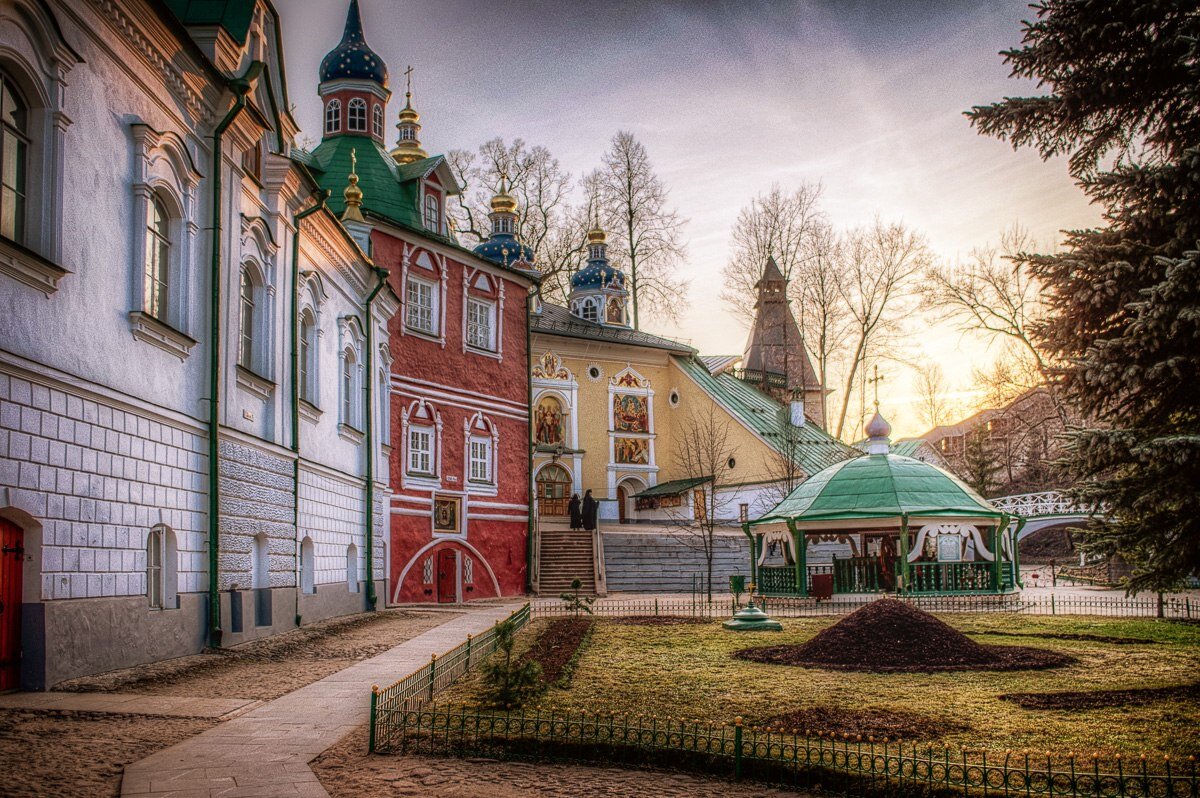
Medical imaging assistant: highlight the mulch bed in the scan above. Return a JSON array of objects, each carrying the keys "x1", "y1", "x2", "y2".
[
  {"x1": 965, "y1": 630, "x2": 1157, "y2": 645},
  {"x1": 735, "y1": 599, "x2": 1075, "y2": 673},
  {"x1": 757, "y1": 706, "x2": 969, "y2": 740},
  {"x1": 1000, "y1": 683, "x2": 1200, "y2": 710},
  {"x1": 611, "y1": 616, "x2": 714, "y2": 626},
  {"x1": 521, "y1": 619, "x2": 594, "y2": 685}
]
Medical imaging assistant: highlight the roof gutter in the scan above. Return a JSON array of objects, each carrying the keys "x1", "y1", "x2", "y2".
[{"x1": 206, "y1": 60, "x2": 264, "y2": 648}]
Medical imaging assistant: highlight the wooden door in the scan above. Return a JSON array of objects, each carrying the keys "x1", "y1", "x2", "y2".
[
  {"x1": 436, "y1": 549, "x2": 457, "y2": 604},
  {"x1": 0, "y1": 520, "x2": 23, "y2": 691},
  {"x1": 536, "y1": 465, "x2": 571, "y2": 517},
  {"x1": 617, "y1": 485, "x2": 628, "y2": 524}
]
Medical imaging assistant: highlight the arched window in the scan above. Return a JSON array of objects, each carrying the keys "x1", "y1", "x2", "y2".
[
  {"x1": 300, "y1": 537, "x2": 315, "y2": 595},
  {"x1": 494, "y1": 216, "x2": 512, "y2": 235},
  {"x1": 144, "y1": 195, "x2": 171, "y2": 320},
  {"x1": 580, "y1": 298, "x2": 599, "y2": 322},
  {"x1": 379, "y1": 366, "x2": 390, "y2": 442},
  {"x1": 1, "y1": 73, "x2": 29, "y2": 244},
  {"x1": 239, "y1": 266, "x2": 260, "y2": 373},
  {"x1": 299, "y1": 310, "x2": 317, "y2": 405},
  {"x1": 324, "y1": 99, "x2": 341, "y2": 134},
  {"x1": 372, "y1": 104, "x2": 383, "y2": 138},
  {"x1": 342, "y1": 345, "x2": 359, "y2": 429},
  {"x1": 146, "y1": 525, "x2": 177, "y2": 609},
  {"x1": 348, "y1": 98, "x2": 367, "y2": 132},
  {"x1": 399, "y1": 126, "x2": 415, "y2": 142},
  {"x1": 251, "y1": 532, "x2": 270, "y2": 626},
  {"x1": 346, "y1": 543, "x2": 359, "y2": 592},
  {"x1": 423, "y1": 193, "x2": 439, "y2": 232}
]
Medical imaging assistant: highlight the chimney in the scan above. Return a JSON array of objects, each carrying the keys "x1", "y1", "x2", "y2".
[{"x1": 790, "y1": 397, "x2": 806, "y2": 427}]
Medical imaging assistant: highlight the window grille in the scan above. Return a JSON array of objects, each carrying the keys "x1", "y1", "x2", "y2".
[
  {"x1": 422, "y1": 556, "x2": 433, "y2": 584},
  {"x1": 0, "y1": 74, "x2": 28, "y2": 244},
  {"x1": 324, "y1": 99, "x2": 341, "y2": 134},
  {"x1": 348, "y1": 98, "x2": 367, "y2": 132},
  {"x1": 466, "y1": 299, "x2": 494, "y2": 350},
  {"x1": 406, "y1": 279, "x2": 436, "y2": 334},
  {"x1": 144, "y1": 195, "x2": 170, "y2": 320}
]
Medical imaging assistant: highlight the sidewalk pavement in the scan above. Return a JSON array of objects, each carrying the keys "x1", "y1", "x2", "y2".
[
  {"x1": 120, "y1": 602, "x2": 523, "y2": 797},
  {"x1": 0, "y1": 692, "x2": 256, "y2": 719}
]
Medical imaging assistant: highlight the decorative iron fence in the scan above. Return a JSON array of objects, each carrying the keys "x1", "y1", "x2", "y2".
[
  {"x1": 368, "y1": 603, "x2": 531, "y2": 753},
  {"x1": 530, "y1": 593, "x2": 1197, "y2": 619},
  {"x1": 375, "y1": 707, "x2": 1198, "y2": 798}
]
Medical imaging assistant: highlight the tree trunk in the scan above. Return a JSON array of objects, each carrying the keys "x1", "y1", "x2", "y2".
[{"x1": 835, "y1": 333, "x2": 867, "y2": 439}]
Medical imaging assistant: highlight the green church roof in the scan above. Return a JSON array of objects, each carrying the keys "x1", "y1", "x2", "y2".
[
  {"x1": 161, "y1": 0, "x2": 257, "y2": 44},
  {"x1": 753, "y1": 453, "x2": 1005, "y2": 526},
  {"x1": 673, "y1": 356, "x2": 854, "y2": 477}
]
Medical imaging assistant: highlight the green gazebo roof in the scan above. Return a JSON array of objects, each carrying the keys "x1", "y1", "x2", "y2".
[{"x1": 752, "y1": 453, "x2": 1005, "y2": 527}]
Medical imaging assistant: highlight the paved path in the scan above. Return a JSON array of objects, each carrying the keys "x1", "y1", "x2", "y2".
[
  {"x1": 0, "y1": 692, "x2": 256, "y2": 719},
  {"x1": 120, "y1": 602, "x2": 523, "y2": 797}
]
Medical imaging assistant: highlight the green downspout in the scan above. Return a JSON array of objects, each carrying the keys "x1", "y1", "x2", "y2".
[
  {"x1": 525, "y1": 293, "x2": 535, "y2": 593},
  {"x1": 993, "y1": 515, "x2": 1007, "y2": 594},
  {"x1": 363, "y1": 266, "x2": 389, "y2": 612},
  {"x1": 206, "y1": 61, "x2": 264, "y2": 649},
  {"x1": 289, "y1": 191, "x2": 329, "y2": 627},
  {"x1": 1012, "y1": 517, "x2": 1026, "y2": 589},
  {"x1": 741, "y1": 522, "x2": 756, "y2": 587}
]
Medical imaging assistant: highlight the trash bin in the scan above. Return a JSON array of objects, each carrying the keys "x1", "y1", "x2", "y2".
[{"x1": 810, "y1": 573, "x2": 834, "y2": 600}]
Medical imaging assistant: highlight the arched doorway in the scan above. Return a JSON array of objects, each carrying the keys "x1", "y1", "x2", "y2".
[
  {"x1": 617, "y1": 485, "x2": 629, "y2": 524},
  {"x1": 616, "y1": 477, "x2": 646, "y2": 525},
  {"x1": 536, "y1": 464, "x2": 572, "y2": 518},
  {"x1": 0, "y1": 518, "x2": 24, "y2": 691}
]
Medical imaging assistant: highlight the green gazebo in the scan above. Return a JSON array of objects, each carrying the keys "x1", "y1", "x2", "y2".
[{"x1": 744, "y1": 412, "x2": 1024, "y2": 597}]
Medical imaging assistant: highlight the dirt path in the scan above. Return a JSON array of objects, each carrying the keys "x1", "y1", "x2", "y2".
[
  {"x1": 314, "y1": 725, "x2": 804, "y2": 798},
  {"x1": 58, "y1": 608, "x2": 454, "y2": 700},
  {"x1": 0, "y1": 609, "x2": 456, "y2": 796}
]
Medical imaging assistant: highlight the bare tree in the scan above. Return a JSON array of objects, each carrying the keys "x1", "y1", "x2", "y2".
[
  {"x1": 914, "y1": 359, "x2": 954, "y2": 431},
  {"x1": 721, "y1": 182, "x2": 826, "y2": 321},
  {"x1": 668, "y1": 405, "x2": 737, "y2": 600},
  {"x1": 832, "y1": 219, "x2": 931, "y2": 439},
  {"x1": 446, "y1": 138, "x2": 583, "y2": 303},
  {"x1": 595, "y1": 132, "x2": 688, "y2": 328},
  {"x1": 794, "y1": 222, "x2": 851, "y2": 419}
]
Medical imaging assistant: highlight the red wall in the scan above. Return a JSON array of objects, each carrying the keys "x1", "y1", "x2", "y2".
[{"x1": 373, "y1": 229, "x2": 531, "y2": 604}]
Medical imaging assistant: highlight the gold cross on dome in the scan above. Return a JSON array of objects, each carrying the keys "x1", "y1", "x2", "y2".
[
  {"x1": 404, "y1": 65, "x2": 414, "y2": 95},
  {"x1": 868, "y1": 364, "x2": 885, "y2": 408}
]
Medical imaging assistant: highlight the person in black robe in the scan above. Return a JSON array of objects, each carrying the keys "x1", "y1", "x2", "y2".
[
  {"x1": 581, "y1": 489, "x2": 598, "y2": 531},
  {"x1": 568, "y1": 494, "x2": 582, "y2": 530}
]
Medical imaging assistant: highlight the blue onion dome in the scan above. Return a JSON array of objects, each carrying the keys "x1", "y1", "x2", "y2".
[
  {"x1": 570, "y1": 225, "x2": 626, "y2": 290},
  {"x1": 320, "y1": 0, "x2": 388, "y2": 87},
  {"x1": 473, "y1": 235, "x2": 534, "y2": 267}
]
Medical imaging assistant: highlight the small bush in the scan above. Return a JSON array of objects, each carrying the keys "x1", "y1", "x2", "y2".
[{"x1": 480, "y1": 618, "x2": 542, "y2": 709}]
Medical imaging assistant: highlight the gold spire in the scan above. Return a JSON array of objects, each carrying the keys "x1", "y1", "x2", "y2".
[
  {"x1": 490, "y1": 171, "x2": 518, "y2": 215},
  {"x1": 390, "y1": 65, "x2": 427, "y2": 165},
  {"x1": 342, "y1": 148, "x2": 365, "y2": 223}
]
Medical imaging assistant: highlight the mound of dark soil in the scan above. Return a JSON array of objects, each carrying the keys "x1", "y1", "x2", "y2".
[
  {"x1": 1000, "y1": 683, "x2": 1200, "y2": 710},
  {"x1": 520, "y1": 618, "x2": 593, "y2": 685},
  {"x1": 965, "y1": 630, "x2": 1157, "y2": 645},
  {"x1": 758, "y1": 706, "x2": 969, "y2": 740},
  {"x1": 612, "y1": 616, "x2": 713, "y2": 626},
  {"x1": 735, "y1": 599, "x2": 1074, "y2": 673}
]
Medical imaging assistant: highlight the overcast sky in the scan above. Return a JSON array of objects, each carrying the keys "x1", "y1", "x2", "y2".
[{"x1": 275, "y1": 0, "x2": 1100, "y2": 439}]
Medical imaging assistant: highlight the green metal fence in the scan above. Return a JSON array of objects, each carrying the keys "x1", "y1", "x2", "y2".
[
  {"x1": 375, "y1": 707, "x2": 1198, "y2": 797},
  {"x1": 368, "y1": 603, "x2": 531, "y2": 753},
  {"x1": 531, "y1": 593, "x2": 1197, "y2": 620}
]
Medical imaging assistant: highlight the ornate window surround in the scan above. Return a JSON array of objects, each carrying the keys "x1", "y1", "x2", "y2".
[
  {"x1": 297, "y1": 271, "x2": 327, "y2": 420},
  {"x1": 399, "y1": 245, "x2": 447, "y2": 347},
  {"x1": 606, "y1": 365, "x2": 658, "y2": 495},
  {"x1": 461, "y1": 268, "x2": 504, "y2": 360},
  {"x1": 463, "y1": 412, "x2": 498, "y2": 497},
  {"x1": 401, "y1": 398, "x2": 443, "y2": 491},
  {"x1": 337, "y1": 315, "x2": 365, "y2": 439}
]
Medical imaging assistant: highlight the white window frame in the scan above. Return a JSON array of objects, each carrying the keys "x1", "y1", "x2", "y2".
[
  {"x1": 341, "y1": 344, "x2": 360, "y2": 430},
  {"x1": 405, "y1": 277, "x2": 438, "y2": 336},
  {"x1": 468, "y1": 435, "x2": 492, "y2": 484},
  {"x1": 466, "y1": 297, "x2": 496, "y2": 352},
  {"x1": 423, "y1": 191, "x2": 440, "y2": 233},
  {"x1": 324, "y1": 99, "x2": 341, "y2": 134},
  {"x1": 348, "y1": 98, "x2": 367, "y2": 132},
  {"x1": 299, "y1": 308, "x2": 318, "y2": 406},
  {"x1": 580, "y1": 298, "x2": 599, "y2": 322},
  {"x1": 238, "y1": 264, "x2": 263, "y2": 375},
  {"x1": 408, "y1": 425, "x2": 434, "y2": 475},
  {"x1": 372, "y1": 104, "x2": 384, "y2": 138}
]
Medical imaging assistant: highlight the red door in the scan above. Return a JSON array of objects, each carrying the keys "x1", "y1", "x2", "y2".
[
  {"x1": 0, "y1": 520, "x2": 23, "y2": 691},
  {"x1": 436, "y1": 549, "x2": 457, "y2": 604}
]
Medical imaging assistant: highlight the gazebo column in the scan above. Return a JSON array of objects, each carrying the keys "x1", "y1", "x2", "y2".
[
  {"x1": 742, "y1": 522, "x2": 756, "y2": 586},
  {"x1": 1012, "y1": 517, "x2": 1026, "y2": 589},
  {"x1": 992, "y1": 518, "x2": 1004, "y2": 594},
  {"x1": 898, "y1": 514, "x2": 911, "y2": 594},
  {"x1": 788, "y1": 519, "x2": 807, "y2": 597}
]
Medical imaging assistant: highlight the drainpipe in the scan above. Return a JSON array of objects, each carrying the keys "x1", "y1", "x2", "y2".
[
  {"x1": 289, "y1": 191, "x2": 329, "y2": 627},
  {"x1": 525, "y1": 291, "x2": 535, "y2": 593},
  {"x1": 363, "y1": 266, "x2": 389, "y2": 611},
  {"x1": 206, "y1": 61, "x2": 264, "y2": 649}
]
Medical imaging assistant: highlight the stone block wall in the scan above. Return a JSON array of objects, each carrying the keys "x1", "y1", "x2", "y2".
[
  {"x1": 217, "y1": 438, "x2": 295, "y2": 590},
  {"x1": 298, "y1": 466, "x2": 364, "y2": 588}
]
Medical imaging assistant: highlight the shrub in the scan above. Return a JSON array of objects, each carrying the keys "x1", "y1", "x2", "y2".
[{"x1": 480, "y1": 618, "x2": 542, "y2": 709}]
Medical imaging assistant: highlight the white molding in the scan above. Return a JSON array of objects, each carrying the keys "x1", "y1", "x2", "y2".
[
  {"x1": 0, "y1": 236, "x2": 69, "y2": 294},
  {"x1": 127, "y1": 311, "x2": 197, "y2": 360},
  {"x1": 235, "y1": 365, "x2": 275, "y2": 402}
]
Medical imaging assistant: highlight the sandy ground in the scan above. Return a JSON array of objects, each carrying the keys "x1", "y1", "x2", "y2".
[
  {"x1": 314, "y1": 725, "x2": 803, "y2": 798},
  {"x1": 0, "y1": 710, "x2": 214, "y2": 797},
  {"x1": 58, "y1": 609, "x2": 455, "y2": 700},
  {"x1": 0, "y1": 609, "x2": 456, "y2": 797}
]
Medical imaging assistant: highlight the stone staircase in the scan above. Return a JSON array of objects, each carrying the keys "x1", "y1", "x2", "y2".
[{"x1": 536, "y1": 524, "x2": 601, "y2": 596}]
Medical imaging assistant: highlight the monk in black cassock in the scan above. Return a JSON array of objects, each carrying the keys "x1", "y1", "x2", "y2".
[
  {"x1": 581, "y1": 489, "x2": 598, "y2": 531},
  {"x1": 568, "y1": 494, "x2": 583, "y2": 530}
]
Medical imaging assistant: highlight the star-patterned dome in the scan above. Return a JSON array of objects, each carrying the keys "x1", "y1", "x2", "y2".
[{"x1": 319, "y1": 0, "x2": 388, "y2": 87}]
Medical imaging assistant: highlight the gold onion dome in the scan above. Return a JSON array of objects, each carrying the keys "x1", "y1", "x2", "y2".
[
  {"x1": 342, "y1": 148, "x2": 365, "y2": 223},
  {"x1": 390, "y1": 88, "x2": 427, "y2": 165},
  {"x1": 490, "y1": 174, "x2": 517, "y2": 214},
  {"x1": 586, "y1": 225, "x2": 606, "y2": 245}
]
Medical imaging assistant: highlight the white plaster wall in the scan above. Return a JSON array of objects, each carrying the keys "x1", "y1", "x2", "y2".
[{"x1": 0, "y1": 367, "x2": 208, "y2": 599}]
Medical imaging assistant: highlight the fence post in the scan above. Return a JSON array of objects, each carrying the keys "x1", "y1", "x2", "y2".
[
  {"x1": 428, "y1": 653, "x2": 437, "y2": 702},
  {"x1": 734, "y1": 716, "x2": 744, "y2": 780},
  {"x1": 465, "y1": 634, "x2": 473, "y2": 672},
  {"x1": 368, "y1": 685, "x2": 379, "y2": 753},
  {"x1": 1051, "y1": 593, "x2": 1056, "y2": 615},
  {"x1": 1157, "y1": 592, "x2": 1165, "y2": 619}
]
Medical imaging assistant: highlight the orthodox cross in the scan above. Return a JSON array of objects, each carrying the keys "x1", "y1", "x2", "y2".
[
  {"x1": 404, "y1": 65, "x2": 414, "y2": 95},
  {"x1": 868, "y1": 365, "x2": 885, "y2": 409}
]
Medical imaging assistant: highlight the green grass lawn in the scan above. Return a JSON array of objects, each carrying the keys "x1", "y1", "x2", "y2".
[{"x1": 441, "y1": 614, "x2": 1200, "y2": 759}]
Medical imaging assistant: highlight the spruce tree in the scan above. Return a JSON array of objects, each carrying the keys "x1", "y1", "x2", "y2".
[{"x1": 967, "y1": 1, "x2": 1200, "y2": 591}]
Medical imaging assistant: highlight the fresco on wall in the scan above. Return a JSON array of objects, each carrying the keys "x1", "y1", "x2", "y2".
[
  {"x1": 433, "y1": 496, "x2": 460, "y2": 535},
  {"x1": 534, "y1": 395, "x2": 566, "y2": 446},
  {"x1": 614, "y1": 437, "x2": 650, "y2": 465},
  {"x1": 613, "y1": 394, "x2": 649, "y2": 433}
]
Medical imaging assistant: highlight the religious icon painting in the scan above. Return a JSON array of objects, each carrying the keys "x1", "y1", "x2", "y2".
[
  {"x1": 614, "y1": 437, "x2": 649, "y2": 465},
  {"x1": 534, "y1": 395, "x2": 565, "y2": 446},
  {"x1": 612, "y1": 394, "x2": 648, "y2": 433},
  {"x1": 433, "y1": 496, "x2": 461, "y2": 535}
]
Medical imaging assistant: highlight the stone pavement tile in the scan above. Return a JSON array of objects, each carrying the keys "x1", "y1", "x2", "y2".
[{"x1": 0, "y1": 691, "x2": 256, "y2": 718}]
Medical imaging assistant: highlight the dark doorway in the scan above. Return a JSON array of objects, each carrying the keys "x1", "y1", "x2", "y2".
[
  {"x1": 0, "y1": 519, "x2": 24, "y2": 691},
  {"x1": 436, "y1": 549, "x2": 458, "y2": 603}
]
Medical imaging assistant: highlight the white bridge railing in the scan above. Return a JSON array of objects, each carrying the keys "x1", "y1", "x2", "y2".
[{"x1": 992, "y1": 490, "x2": 1085, "y2": 518}]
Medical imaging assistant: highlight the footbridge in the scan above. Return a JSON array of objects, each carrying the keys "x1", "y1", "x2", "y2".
[{"x1": 991, "y1": 491, "x2": 1099, "y2": 539}]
